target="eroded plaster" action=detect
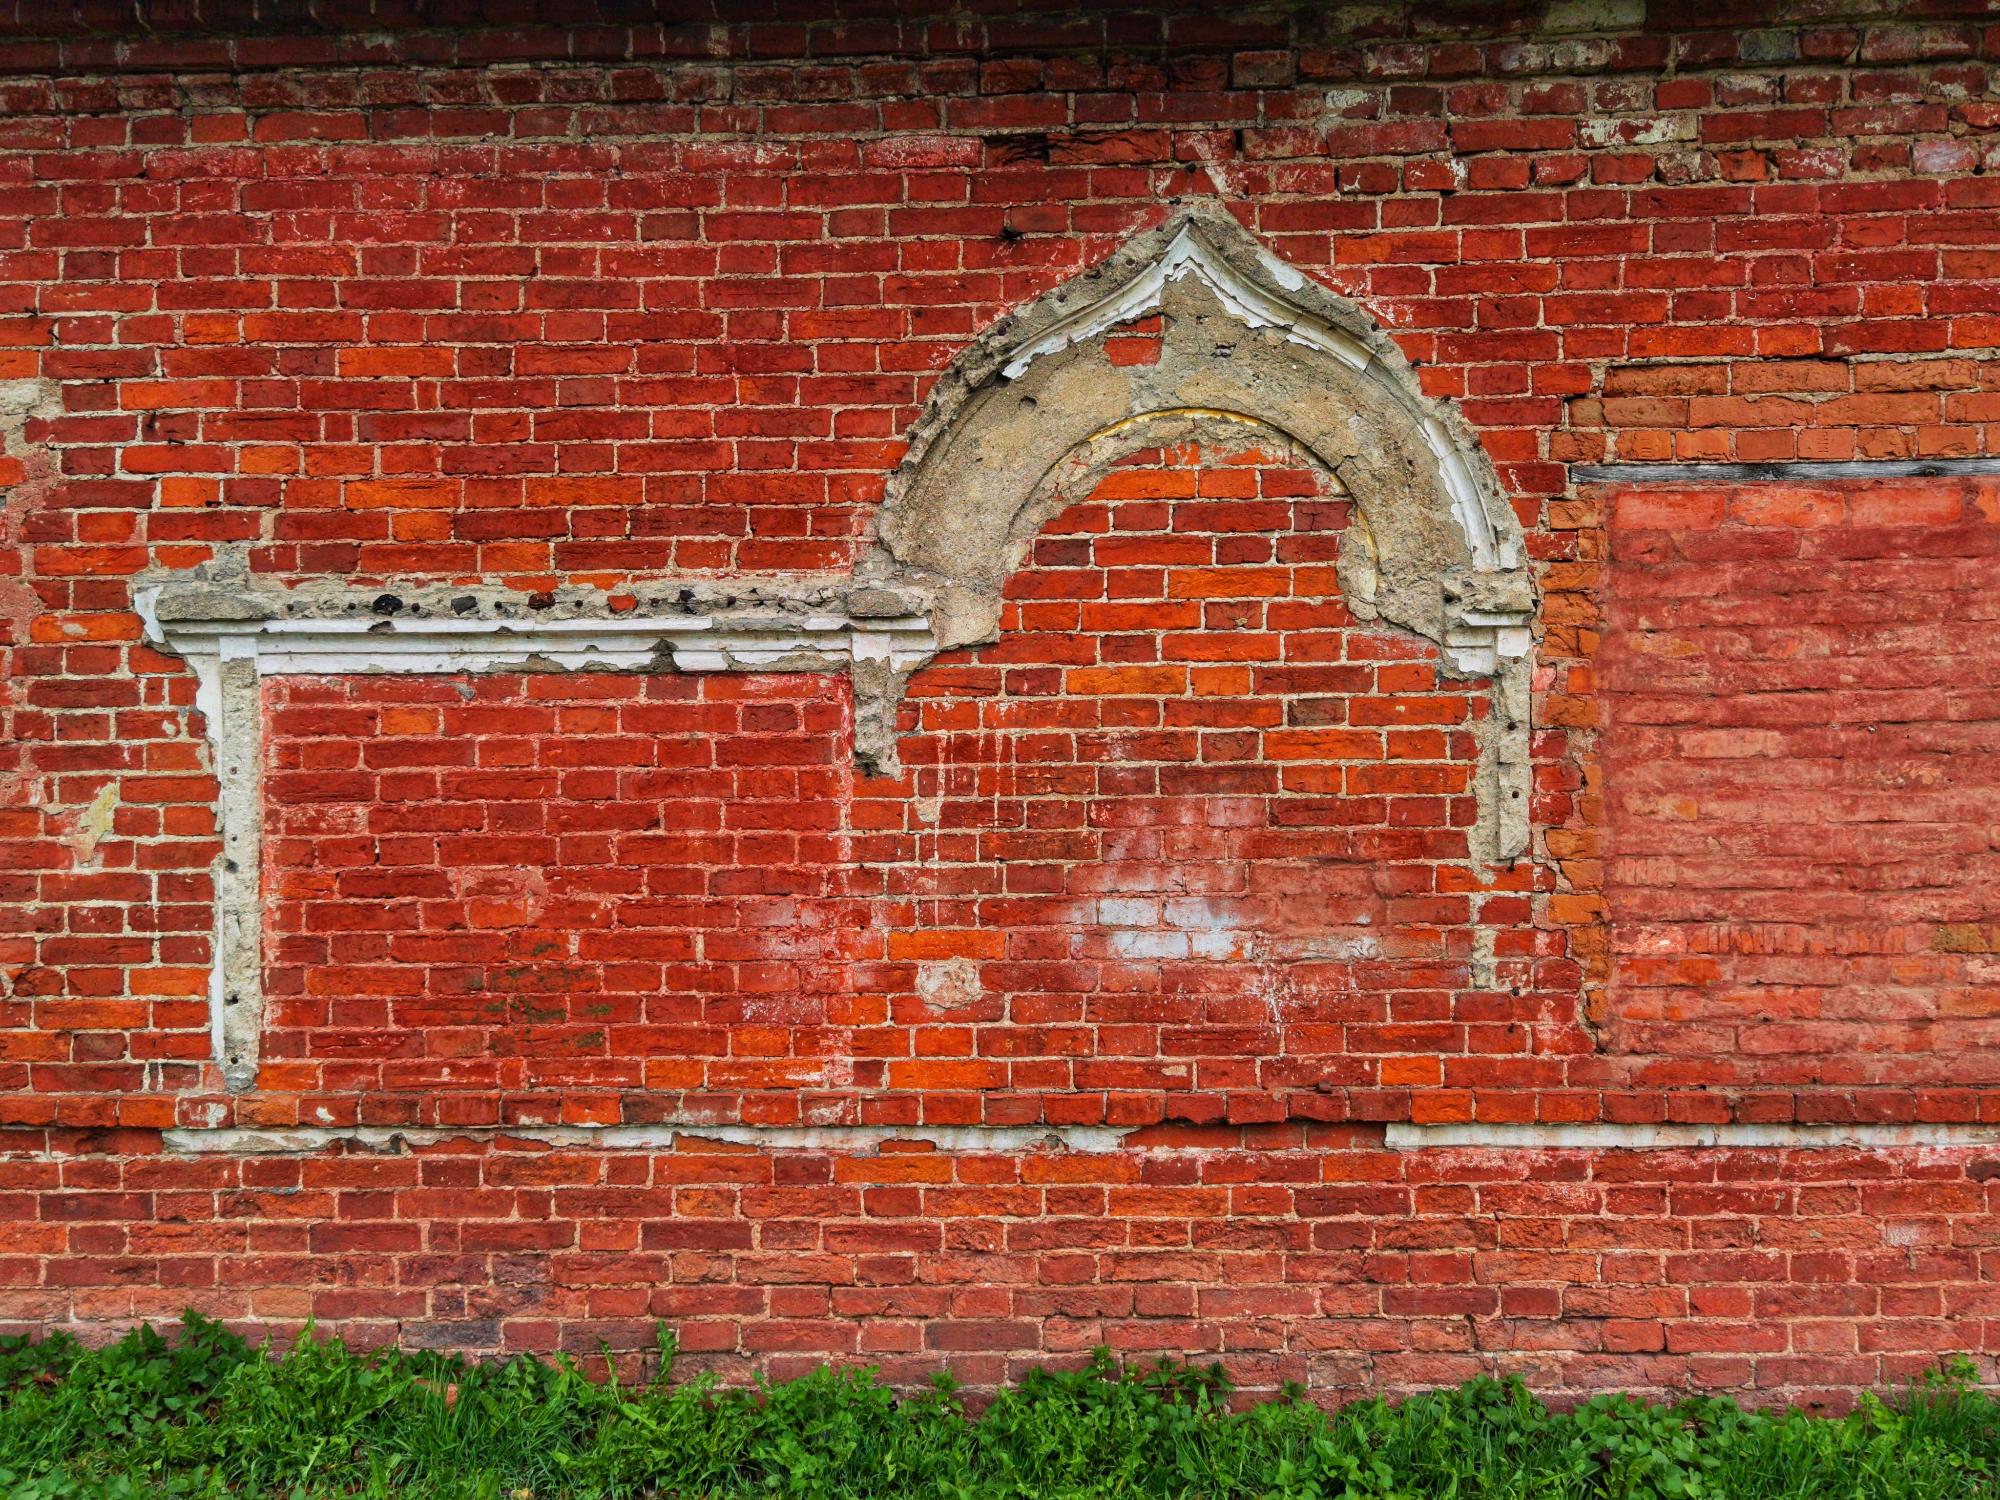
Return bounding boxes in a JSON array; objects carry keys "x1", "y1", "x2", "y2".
[
  {"x1": 141, "y1": 1119, "x2": 2000, "y2": 1160},
  {"x1": 0, "y1": 378, "x2": 58, "y2": 653}
]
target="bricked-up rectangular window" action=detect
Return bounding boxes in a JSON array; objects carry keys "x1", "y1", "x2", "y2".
[
  {"x1": 1603, "y1": 481, "x2": 2000, "y2": 1099},
  {"x1": 263, "y1": 672, "x2": 855, "y2": 1117}
]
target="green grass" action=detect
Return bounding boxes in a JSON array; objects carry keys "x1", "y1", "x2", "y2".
[{"x1": 0, "y1": 1315, "x2": 1993, "y2": 1498}]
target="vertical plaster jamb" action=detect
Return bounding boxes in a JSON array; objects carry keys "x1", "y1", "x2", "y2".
[
  {"x1": 1480, "y1": 655, "x2": 1534, "y2": 867},
  {"x1": 847, "y1": 625, "x2": 909, "y2": 776},
  {"x1": 210, "y1": 642, "x2": 265, "y2": 1093},
  {"x1": 1442, "y1": 611, "x2": 1536, "y2": 868}
]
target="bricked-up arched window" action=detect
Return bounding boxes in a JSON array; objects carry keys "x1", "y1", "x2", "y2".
[{"x1": 862, "y1": 203, "x2": 1536, "y2": 867}]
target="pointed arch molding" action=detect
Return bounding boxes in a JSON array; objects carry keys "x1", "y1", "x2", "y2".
[
  {"x1": 867, "y1": 205, "x2": 1530, "y2": 655},
  {"x1": 141, "y1": 204, "x2": 1536, "y2": 1096},
  {"x1": 856, "y1": 203, "x2": 1536, "y2": 862}
]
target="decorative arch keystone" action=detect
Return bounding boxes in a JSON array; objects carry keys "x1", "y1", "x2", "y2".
[{"x1": 859, "y1": 203, "x2": 1537, "y2": 862}]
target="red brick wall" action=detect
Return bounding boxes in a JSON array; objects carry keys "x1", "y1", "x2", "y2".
[
  {"x1": 1601, "y1": 479, "x2": 2000, "y2": 1106},
  {"x1": 262, "y1": 671, "x2": 857, "y2": 1112},
  {"x1": 3, "y1": 2, "x2": 1999, "y2": 1403},
  {"x1": 12, "y1": 1130, "x2": 1993, "y2": 1402},
  {"x1": 254, "y1": 444, "x2": 1549, "y2": 1128}
]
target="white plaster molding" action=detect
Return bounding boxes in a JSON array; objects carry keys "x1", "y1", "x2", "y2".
[
  {"x1": 1573, "y1": 457, "x2": 2000, "y2": 483},
  {"x1": 872, "y1": 207, "x2": 1538, "y2": 864},
  {"x1": 134, "y1": 208, "x2": 1547, "y2": 1115},
  {"x1": 1441, "y1": 613, "x2": 1535, "y2": 678},
  {"x1": 162, "y1": 1122, "x2": 1126, "y2": 1155},
  {"x1": 142, "y1": 1119, "x2": 2000, "y2": 1158},
  {"x1": 1386, "y1": 1121, "x2": 2000, "y2": 1151},
  {"x1": 138, "y1": 597, "x2": 934, "y2": 1094},
  {"x1": 996, "y1": 224, "x2": 1511, "y2": 573},
  {"x1": 153, "y1": 612, "x2": 938, "y2": 677}
]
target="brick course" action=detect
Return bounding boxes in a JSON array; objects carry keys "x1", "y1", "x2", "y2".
[
  {"x1": 2, "y1": 1, "x2": 1999, "y2": 1402},
  {"x1": 9, "y1": 1129, "x2": 1993, "y2": 1404}
]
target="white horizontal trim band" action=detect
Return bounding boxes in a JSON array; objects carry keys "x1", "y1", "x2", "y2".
[
  {"x1": 1385, "y1": 1122, "x2": 2000, "y2": 1150},
  {"x1": 156, "y1": 612, "x2": 939, "y2": 676},
  {"x1": 138, "y1": 1120, "x2": 2000, "y2": 1157},
  {"x1": 1571, "y1": 458, "x2": 2000, "y2": 484},
  {"x1": 161, "y1": 1123, "x2": 1127, "y2": 1155}
]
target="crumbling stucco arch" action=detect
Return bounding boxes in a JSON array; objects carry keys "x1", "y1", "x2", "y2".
[{"x1": 856, "y1": 203, "x2": 1538, "y2": 862}]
